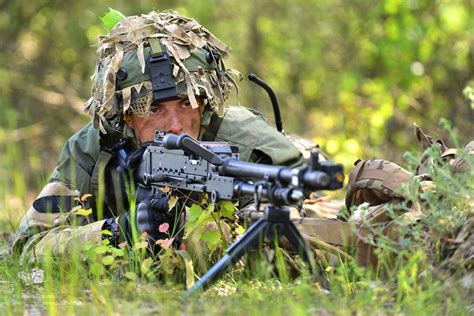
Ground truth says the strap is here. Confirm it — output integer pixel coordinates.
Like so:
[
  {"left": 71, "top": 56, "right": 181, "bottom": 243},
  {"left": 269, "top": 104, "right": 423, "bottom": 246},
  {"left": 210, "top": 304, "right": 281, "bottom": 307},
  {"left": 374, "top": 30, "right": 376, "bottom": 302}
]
[
  {"left": 451, "top": 141, "right": 474, "bottom": 173},
  {"left": 346, "top": 160, "right": 411, "bottom": 209},
  {"left": 347, "top": 159, "right": 367, "bottom": 191},
  {"left": 345, "top": 160, "right": 366, "bottom": 208},
  {"left": 360, "top": 168, "right": 410, "bottom": 192},
  {"left": 33, "top": 195, "right": 80, "bottom": 213},
  {"left": 201, "top": 112, "right": 224, "bottom": 141},
  {"left": 465, "top": 141, "right": 474, "bottom": 152},
  {"left": 148, "top": 38, "right": 163, "bottom": 56},
  {"left": 90, "top": 150, "right": 114, "bottom": 199},
  {"left": 440, "top": 148, "right": 458, "bottom": 159}
]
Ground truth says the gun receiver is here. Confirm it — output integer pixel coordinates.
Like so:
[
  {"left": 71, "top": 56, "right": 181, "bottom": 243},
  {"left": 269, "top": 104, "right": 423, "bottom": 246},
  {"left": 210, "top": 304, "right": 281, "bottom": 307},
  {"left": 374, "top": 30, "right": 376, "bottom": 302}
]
[{"left": 138, "top": 132, "right": 344, "bottom": 204}]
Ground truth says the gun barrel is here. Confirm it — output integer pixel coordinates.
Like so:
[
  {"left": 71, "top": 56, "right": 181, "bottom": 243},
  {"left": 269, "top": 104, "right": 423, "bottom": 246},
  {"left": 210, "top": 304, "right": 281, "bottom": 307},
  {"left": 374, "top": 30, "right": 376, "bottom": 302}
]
[
  {"left": 220, "top": 158, "right": 293, "bottom": 183},
  {"left": 220, "top": 158, "right": 330, "bottom": 190},
  {"left": 302, "top": 171, "right": 330, "bottom": 189},
  {"left": 233, "top": 181, "right": 304, "bottom": 205}
]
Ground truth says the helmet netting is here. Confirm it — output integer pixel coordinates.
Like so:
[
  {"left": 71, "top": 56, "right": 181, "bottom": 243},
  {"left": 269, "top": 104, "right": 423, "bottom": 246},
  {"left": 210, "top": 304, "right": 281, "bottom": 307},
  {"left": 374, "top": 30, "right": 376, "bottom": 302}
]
[
  {"left": 84, "top": 10, "right": 242, "bottom": 134},
  {"left": 129, "top": 91, "right": 152, "bottom": 117}
]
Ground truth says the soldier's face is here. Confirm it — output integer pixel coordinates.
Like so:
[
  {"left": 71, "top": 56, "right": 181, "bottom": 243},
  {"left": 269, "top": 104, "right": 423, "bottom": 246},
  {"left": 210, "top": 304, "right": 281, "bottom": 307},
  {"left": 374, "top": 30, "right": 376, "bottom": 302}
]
[{"left": 124, "top": 98, "right": 202, "bottom": 143}]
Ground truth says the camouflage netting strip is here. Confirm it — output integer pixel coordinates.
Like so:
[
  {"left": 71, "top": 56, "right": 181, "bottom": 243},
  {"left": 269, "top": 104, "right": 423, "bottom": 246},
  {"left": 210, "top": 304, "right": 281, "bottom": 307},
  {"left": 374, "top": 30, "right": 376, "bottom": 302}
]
[
  {"left": 123, "top": 81, "right": 152, "bottom": 116},
  {"left": 84, "top": 10, "right": 240, "bottom": 133}
]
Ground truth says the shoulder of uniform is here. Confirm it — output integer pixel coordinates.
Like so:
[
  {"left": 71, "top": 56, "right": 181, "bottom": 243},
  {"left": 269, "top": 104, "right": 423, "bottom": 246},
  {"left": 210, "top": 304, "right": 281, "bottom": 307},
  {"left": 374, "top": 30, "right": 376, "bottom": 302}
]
[
  {"left": 217, "top": 105, "right": 303, "bottom": 166},
  {"left": 62, "top": 122, "right": 101, "bottom": 165},
  {"left": 223, "top": 105, "right": 266, "bottom": 121},
  {"left": 67, "top": 123, "right": 100, "bottom": 158},
  {"left": 50, "top": 122, "right": 100, "bottom": 192},
  {"left": 67, "top": 121, "right": 98, "bottom": 141}
]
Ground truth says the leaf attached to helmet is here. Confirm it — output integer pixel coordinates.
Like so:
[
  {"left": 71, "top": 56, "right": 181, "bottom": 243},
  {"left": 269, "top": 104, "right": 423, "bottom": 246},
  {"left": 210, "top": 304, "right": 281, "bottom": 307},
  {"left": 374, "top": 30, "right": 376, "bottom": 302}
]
[{"left": 100, "top": 8, "right": 126, "bottom": 32}]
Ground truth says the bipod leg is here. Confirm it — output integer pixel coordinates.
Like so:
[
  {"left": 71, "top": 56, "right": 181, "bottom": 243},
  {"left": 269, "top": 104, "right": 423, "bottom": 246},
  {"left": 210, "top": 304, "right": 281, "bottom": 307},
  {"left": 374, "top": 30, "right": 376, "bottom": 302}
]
[
  {"left": 264, "top": 206, "right": 323, "bottom": 282},
  {"left": 187, "top": 216, "right": 271, "bottom": 294},
  {"left": 279, "top": 220, "right": 321, "bottom": 278}
]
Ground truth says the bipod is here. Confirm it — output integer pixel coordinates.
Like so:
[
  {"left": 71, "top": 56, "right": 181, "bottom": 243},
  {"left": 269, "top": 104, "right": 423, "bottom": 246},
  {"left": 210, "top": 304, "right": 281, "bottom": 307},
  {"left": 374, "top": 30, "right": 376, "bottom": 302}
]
[{"left": 186, "top": 204, "right": 320, "bottom": 294}]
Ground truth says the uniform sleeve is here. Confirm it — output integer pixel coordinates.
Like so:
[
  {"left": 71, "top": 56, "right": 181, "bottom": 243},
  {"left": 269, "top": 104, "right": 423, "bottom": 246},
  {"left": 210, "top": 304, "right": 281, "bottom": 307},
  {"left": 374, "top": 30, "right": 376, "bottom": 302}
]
[{"left": 13, "top": 123, "right": 105, "bottom": 265}]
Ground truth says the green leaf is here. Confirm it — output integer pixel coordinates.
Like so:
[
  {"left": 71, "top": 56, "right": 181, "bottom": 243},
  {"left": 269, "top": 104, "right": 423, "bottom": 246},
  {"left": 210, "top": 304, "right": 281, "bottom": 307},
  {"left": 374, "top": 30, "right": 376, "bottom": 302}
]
[
  {"left": 141, "top": 257, "right": 153, "bottom": 274},
  {"left": 76, "top": 208, "right": 92, "bottom": 216},
  {"left": 189, "top": 211, "right": 212, "bottom": 233},
  {"left": 110, "top": 247, "right": 125, "bottom": 257},
  {"left": 90, "top": 262, "right": 105, "bottom": 277},
  {"left": 124, "top": 271, "right": 137, "bottom": 281},
  {"left": 175, "top": 250, "right": 195, "bottom": 289},
  {"left": 101, "top": 229, "right": 112, "bottom": 236},
  {"left": 100, "top": 8, "right": 126, "bottom": 32},
  {"left": 188, "top": 204, "right": 203, "bottom": 222},
  {"left": 219, "top": 201, "right": 236, "bottom": 219},
  {"left": 133, "top": 241, "right": 148, "bottom": 250},
  {"left": 205, "top": 202, "right": 215, "bottom": 213},
  {"left": 82, "top": 241, "right": 95, "bottom": 251},
  {"left": 201, "top": 230, "right": 221, "bottom": 250},
  {"left": 236, "top": 226, "right": 246, "bottom": 236},
  {"left": 85, "top": 251, "right": 96, "bottom": 262},
  {"left": 94, "top": 245, "right": 109, "bottom": 254},
  {"left": 102, "top": 255, "right": 115, "bottom": 266},
  {"left": 463, "top": 86, "right": 474, "bottom": 109}
]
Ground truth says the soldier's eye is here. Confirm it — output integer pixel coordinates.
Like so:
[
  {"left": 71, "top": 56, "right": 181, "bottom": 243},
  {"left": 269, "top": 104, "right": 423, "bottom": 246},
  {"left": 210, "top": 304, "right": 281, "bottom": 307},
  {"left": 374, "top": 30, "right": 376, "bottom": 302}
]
[
  {"left": 149, "top": 104, "right": 162, "bottom": 114},
  {"left": 181, "top": 101, "right": 192, "bottom": 109}
]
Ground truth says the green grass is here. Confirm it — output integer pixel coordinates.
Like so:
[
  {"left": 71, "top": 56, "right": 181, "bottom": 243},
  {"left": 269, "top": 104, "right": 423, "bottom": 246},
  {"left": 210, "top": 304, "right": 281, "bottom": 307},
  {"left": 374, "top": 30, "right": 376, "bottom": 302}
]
[{"left": 0, "top": 254, "right": 469, "bottom": 315}]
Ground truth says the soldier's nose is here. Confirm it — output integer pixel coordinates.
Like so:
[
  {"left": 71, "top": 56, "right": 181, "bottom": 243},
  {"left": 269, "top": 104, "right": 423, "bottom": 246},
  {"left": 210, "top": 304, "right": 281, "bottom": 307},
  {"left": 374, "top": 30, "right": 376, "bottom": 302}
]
[{"left": 166, "top": 114, "right": 183, "bottom": 135}]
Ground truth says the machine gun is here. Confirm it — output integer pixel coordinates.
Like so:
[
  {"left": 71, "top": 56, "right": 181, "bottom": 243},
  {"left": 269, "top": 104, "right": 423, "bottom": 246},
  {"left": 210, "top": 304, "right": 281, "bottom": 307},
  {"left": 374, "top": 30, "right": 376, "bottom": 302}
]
[{"left": 137, "top": 131, "right": 344, "bottom": 293}]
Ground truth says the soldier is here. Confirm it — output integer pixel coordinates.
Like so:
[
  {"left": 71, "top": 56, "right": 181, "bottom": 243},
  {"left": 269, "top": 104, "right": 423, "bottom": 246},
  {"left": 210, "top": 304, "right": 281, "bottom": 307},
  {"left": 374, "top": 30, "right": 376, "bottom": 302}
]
[{"left": 13, "top": 10, "right": 305, "bottom": 264}]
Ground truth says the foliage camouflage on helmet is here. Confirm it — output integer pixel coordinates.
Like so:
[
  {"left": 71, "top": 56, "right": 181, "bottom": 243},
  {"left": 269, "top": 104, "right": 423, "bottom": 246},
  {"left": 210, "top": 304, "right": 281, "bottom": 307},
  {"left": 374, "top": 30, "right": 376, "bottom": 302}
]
[{"left": 84, "top": 10, "right": 242, "bottom": 134}]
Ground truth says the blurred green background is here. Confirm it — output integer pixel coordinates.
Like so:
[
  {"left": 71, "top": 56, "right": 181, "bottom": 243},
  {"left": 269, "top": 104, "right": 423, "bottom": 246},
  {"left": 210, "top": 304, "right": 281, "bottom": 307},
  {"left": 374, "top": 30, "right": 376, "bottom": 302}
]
[{"left": 0, "top": 0, "right": 473, "bottom": 227}]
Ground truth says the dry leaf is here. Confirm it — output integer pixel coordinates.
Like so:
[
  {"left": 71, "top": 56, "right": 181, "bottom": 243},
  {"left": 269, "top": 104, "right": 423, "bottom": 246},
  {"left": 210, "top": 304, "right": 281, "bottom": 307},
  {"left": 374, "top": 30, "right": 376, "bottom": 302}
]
[
  {"left": 159, "top": 223, "right": 170, "bottom": 233},
  {"left": 70, "top": 205, "right": 82, "bottom": 213},
  {"left": 160, "top": 186, "right": 170, "bottom": 193},
  {"left": 168, "top": 195, "right": 178, "bottom": 209},
  {"left": 155, "top": 238, "right": 173, "bottom": 249}
]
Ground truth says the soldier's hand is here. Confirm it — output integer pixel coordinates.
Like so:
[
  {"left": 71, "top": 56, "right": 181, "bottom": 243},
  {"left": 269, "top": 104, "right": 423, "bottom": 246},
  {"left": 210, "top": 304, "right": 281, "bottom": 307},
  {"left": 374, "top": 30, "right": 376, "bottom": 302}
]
[
  {"left": 105, "top": 191, "right": 182, "bottom": 251},
  {"left": 136, "top": 194, "right": 176, "bottom": 243}
]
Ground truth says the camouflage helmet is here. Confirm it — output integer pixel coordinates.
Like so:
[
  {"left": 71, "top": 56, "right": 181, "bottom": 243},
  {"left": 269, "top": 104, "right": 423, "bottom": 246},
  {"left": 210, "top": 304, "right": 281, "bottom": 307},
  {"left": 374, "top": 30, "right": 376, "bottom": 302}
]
[{"left": 84, "top": 10, "right": 242, "bottom": 134}]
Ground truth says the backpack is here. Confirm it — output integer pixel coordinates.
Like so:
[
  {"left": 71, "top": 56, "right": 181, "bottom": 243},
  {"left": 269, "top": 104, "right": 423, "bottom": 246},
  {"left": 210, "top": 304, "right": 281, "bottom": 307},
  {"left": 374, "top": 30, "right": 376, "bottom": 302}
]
[{"left": 345, "top": 123, "right": 473, "bottom": 267}]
